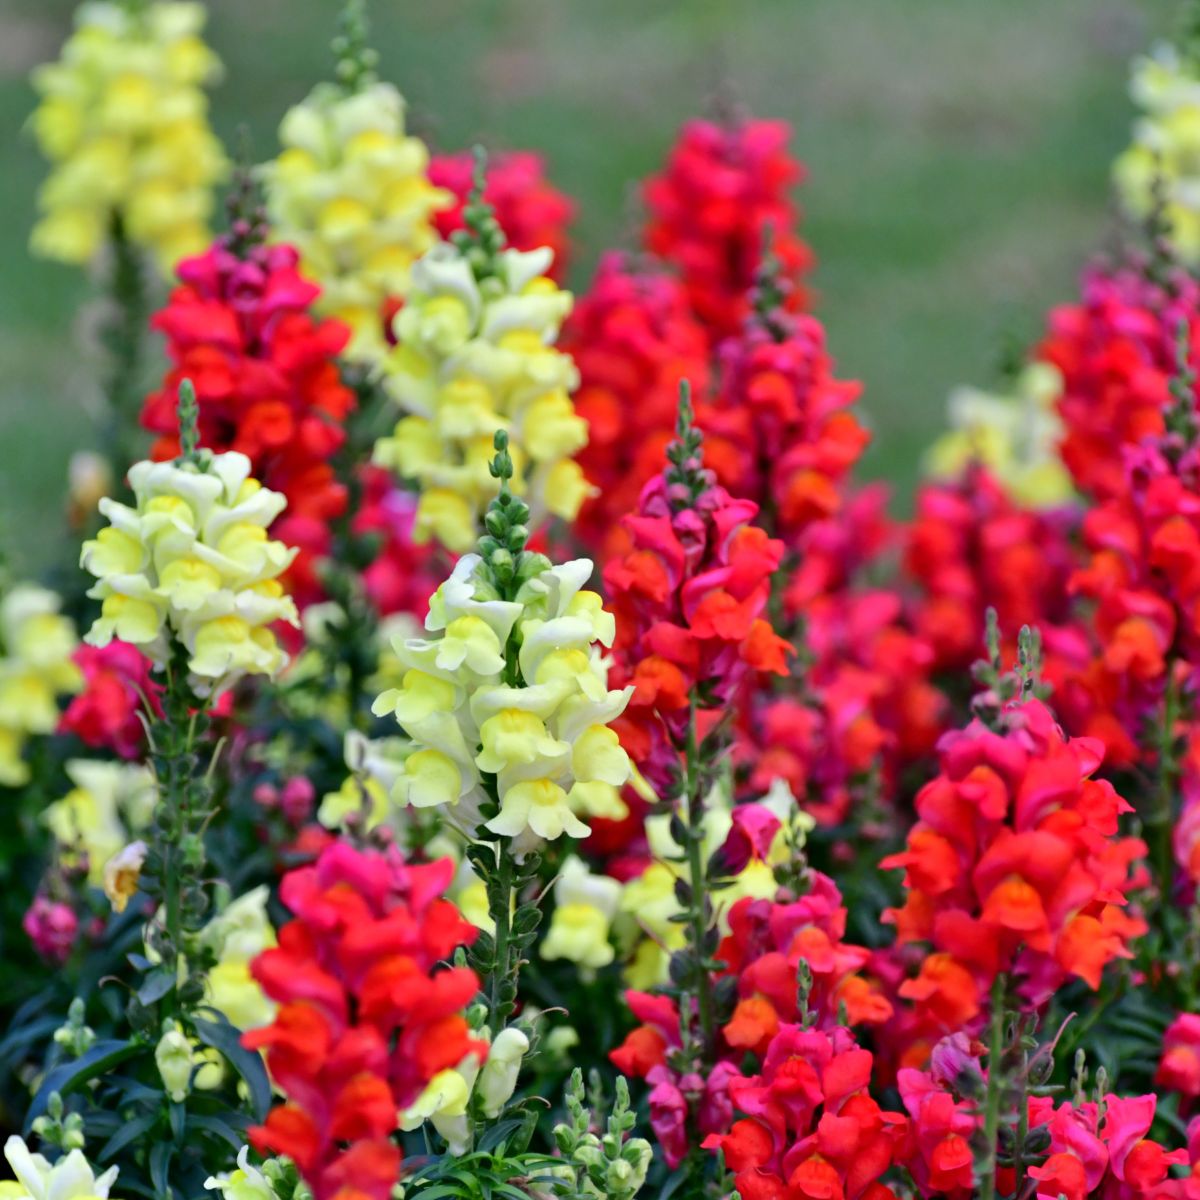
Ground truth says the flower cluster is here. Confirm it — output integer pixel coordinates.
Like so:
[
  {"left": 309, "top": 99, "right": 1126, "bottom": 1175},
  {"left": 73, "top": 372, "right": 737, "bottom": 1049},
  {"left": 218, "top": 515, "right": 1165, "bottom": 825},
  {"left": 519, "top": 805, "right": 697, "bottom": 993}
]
[
  {"left": 1036, "top": 256, "right": 1200, "bottom": 501},
  {"left": 430, "top": 150, "right": 575, "bottom": 280},
  {"left": 28, "top": 0, "right": 225, "bottom": 272},
  {"left": 0, "top": 584, "right": 81, "bottom": 786},
  {"left": 643, "top": 116, "right": 812, "bottom": 341},
  {"left": 924, "top": 362, "right": 1074, "bottom": 509},
  {"left": 262, "top": 79, "right": 447, "bottom": 361},
  {"left": 245, "top": 841, "right": 484, "bottom": 1200},
  {"left": 375, "top": 227, "right": 589, "bottom": 553},
  {"left": 904, "top": 465, "right": 1080, "bottom": 674},
  {"left": 564, "top": 252, "right": 712, "bottom": 554},
  {"left": 140, "top": 232, "right": 356, "bottom": 608},
  {"left": 703, "top": 1024, "right": 907, "bottom": 1200},
  {"left": 604, "top": 408, "right": 791, "bottom": 795},
  {"left": 81, "top": 448, "right": 299, "bottom": 695},
  {"left": 59, "top": 642, "right": 161, "bottom": 760},
  {"left": 1114, "top": 41, "right": 1200, "bottom": 264},
  {"left": 883, "top": 697, "right": 1147, "bottom": 1039},
  {"left": 702, "top": 275, "right": 868, "bottom": 548},
  {"left": 373, "top": 551, "right": 635, "bottom": 850}
]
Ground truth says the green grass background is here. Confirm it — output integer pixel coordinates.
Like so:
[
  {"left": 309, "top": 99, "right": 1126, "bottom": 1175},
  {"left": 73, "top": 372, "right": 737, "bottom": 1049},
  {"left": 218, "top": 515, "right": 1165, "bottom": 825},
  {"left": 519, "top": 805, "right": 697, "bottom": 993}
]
[{"left": 0, "top": 0, "right": 1176, "bottom": 578}]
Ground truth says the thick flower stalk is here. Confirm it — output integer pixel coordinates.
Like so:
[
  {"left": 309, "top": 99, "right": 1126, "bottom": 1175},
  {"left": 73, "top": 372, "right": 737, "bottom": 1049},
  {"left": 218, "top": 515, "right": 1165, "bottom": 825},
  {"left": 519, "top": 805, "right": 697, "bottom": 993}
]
[
  {"left": 0, "top": 584, "right": 81, "bottom": 787},
  {"left": 882, "top": 695, "right": 1148, "bottom": 1041},
  {"left": 562, "top": 252, "right": 712, "bottom": 555},
  {"left": 643, "top": 116, "right": 812, "bottom": 341},
  {"left": 924, "top": 362, "right": 1074, "bottom": 509},
  {"left": 371, "top": 480, "right": 633, "bottom": 850},
  {"left": 28, "top": 0, "right": 225, "bottom": 273},
  {"left": 374, "top": 431, "right": 634, "bottom": 1038},
  {"left": 604, "top": 390, "right": 791, "bottom": 799},
  {"left": 1114, "top": 38, "right": 1200, "bottom": 264},
  {"left": 81, "top": 396, "right": 300, "bottom": 697},
  {"left": 375, "top": 176, "right": 589, "bottom": 553},
  {"left": 244, "top": 841, "right": 485, "bottom": 1200},
  {"left": 261, "top": 3, "right": 447, "bottom": 363},
  {"left": 140, "top": 194, "right": 357, "bottom": 609},
  {"left": 430, "top": 149, "right": 575, "bottom": 282}
]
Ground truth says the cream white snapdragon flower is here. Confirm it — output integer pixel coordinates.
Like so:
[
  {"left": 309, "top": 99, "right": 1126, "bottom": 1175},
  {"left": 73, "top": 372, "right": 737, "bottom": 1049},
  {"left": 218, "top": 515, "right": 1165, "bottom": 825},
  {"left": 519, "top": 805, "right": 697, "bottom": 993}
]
[{"left": 81, "top": 450, "right": 299, "bottom": 696}]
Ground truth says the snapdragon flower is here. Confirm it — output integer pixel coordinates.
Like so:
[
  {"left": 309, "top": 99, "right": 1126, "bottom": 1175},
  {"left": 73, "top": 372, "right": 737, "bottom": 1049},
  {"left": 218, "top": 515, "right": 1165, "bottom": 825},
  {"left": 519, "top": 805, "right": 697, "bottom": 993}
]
[
  {"left": 924, "top": 362, "right": 1073, "bottom": 508},
  {"left": 373, "top": 551, "right": 634, "bottom": 854},
  {"left": 1, "top": 1136, "right": 119, "bottom": 1200},
  {"left": 1114, "top": 41, "right": 1200, "bottom": 263},
  {"left": 81, "top": 445, "right": 299, "bottom": 697},
  {"left": 0, "top": 584, "right": 82, "bottom": 786},
  {"left": 375, "top": 186, "right": 590, "bottom": 553},
  {"left": 262, "top": 79, "right": 447, "bottom": 362},
  {"left": 28, "top": 1, "right": 225, "bottom": 272}
]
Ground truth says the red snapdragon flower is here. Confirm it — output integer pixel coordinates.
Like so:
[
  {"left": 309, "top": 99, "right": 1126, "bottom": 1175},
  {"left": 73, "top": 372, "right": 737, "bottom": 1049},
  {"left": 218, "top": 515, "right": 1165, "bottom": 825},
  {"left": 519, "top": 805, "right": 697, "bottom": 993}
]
[
  {"left": 603, "top": 417, "right": 791, "bottom": 795},
  {"left": 882, "top": 696, "right": 1147, "bottom": 1038},
  {"left": 563, "top": 252, "right": 711, "bottom": 555},
  {"left": 141, "top": 233, "right": 356, "bottom": 608},
  {"left": 430, "top": 149, "right": 574, "bottom": 281},
  {"left": 643, "top": 117, "right": 813, "bottom": 341},
  {"left": 703, "top": 1023, "right": 908, "bottom": 1200},
  {"left": 244, "top": 841, "right": 484, "bottom": 1200},
  {"left": 59, "top": 641, "right": 162, "bottom": 759},
  {"left": 1036, "top": 255, "right": 1200, "bottom": 502},
  {"left": 704, "top": 293, "right": 867, "bottom": 549}
]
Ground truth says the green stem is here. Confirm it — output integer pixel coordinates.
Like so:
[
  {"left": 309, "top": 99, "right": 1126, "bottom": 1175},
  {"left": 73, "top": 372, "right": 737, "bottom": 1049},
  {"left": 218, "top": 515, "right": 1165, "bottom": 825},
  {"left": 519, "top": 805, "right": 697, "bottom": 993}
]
[
  {"left": 1148, "top": 667, "right": 1180, "bottom": 919},
  {"left": 682, "top": 701, "right": 715, "bottom": 1061},
  {"left": 487, "top": 839, "right": 514, "bottom": 1038},
  {"left": 979, "top": 973, "right": 1008, "bottom": 1200},
  {"left": 103, "top": 215, "right": 148, "bottom": 475}
]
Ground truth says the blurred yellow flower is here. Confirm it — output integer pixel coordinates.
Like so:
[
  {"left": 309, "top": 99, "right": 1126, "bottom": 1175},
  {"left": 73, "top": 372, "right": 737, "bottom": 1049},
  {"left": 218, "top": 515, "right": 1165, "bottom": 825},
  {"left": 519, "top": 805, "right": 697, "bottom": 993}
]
[
  {"left": 924, "top": 363, "right": 1074, "bottom": 508},
  {"left": 0, "top": 584, "right": 82, "bottom": 787},
  {"left": 28, "top": 1, "right": 226, "bottom": 273},
  {"left": 262, "top": 80, "right": 449, "bottom": 362}
]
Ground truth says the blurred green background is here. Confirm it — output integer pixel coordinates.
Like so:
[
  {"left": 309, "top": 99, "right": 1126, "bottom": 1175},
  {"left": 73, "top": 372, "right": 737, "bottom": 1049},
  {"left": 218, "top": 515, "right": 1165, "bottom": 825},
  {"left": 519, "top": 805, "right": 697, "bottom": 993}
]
[{"left": 0, "top": 0, "right": 1175, "bottom": 578}]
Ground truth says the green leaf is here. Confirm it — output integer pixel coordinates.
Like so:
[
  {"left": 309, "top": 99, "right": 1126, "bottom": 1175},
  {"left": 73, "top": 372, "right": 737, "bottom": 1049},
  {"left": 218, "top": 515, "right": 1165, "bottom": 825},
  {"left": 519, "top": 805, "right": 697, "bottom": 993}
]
[
  {"left": 24, "top": 1039, "right": 143, "bottom": 1133},
  {"left": 98, "top": 1113, "right": 158, "bottom": 1162},
  {"left": 192, "top": 1011, "right": 270, "bottom": 1121},
  {"left": 137, "top": 968, "right": 177, "bottom": 1007},
  {"left": 189, "top": 1113, "right": 247, "bottom": 1152},
  {"left": 149, "top": 1140, "right": 174, "bottom": 1199}
]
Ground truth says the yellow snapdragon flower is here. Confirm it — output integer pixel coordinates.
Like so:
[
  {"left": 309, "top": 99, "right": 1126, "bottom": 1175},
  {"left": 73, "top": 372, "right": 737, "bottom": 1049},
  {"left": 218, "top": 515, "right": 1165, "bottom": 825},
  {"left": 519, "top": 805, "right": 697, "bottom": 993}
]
[
  {"left": 373, "top": 554, "right": 633, "bottom": 853},
  {"left": 0, "top": 584, "right": 82, "bottom": 787},
  {"left": 400, "top": 1025, "right": 528, "bottom": 1152},
  {"left": 2, "top": 1136, "right": 119, "bottom": 1200},
  {"left": 923, "top": 362, "right": 1073, "bottom": 508},
  {"left": 374, "top": 239, "right": 591, "bottom": 553},
  {"left": 262, "top": 80, "right": 448, "bottom": 362},
  {"left": 618, "top": 782, "right": 810, "bottom": 988},
  {"left": 199, "top": 886, "right": 277, "bottom": 1032},
  {"left": 28, "top": 1, "right": 226, "bottom": 274},
  {"left": 81, "top": 450, "right": 299, "bottom": 697},
  {"left": 541, "top": 855, "right": 622, "bottom": 970},
  {"left": 44, "top": 759, "right": 156, "bottom": 885},
  {"left": 1114, "top": 42, "right": 1200, "bottom": 263},
  {"left": 204, "top": 1148, "right": 282, "bottom": 1200}
]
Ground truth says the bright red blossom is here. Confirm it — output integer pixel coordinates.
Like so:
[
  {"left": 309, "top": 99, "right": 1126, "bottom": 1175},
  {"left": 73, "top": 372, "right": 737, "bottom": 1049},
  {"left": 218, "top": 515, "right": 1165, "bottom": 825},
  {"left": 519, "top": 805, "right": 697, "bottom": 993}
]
[
  {"left": 244, "top": 841, "right": 484, "bottom": 1200},
  {"left": 643, "top": 117, "right": 813, "bottom": 341}
]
